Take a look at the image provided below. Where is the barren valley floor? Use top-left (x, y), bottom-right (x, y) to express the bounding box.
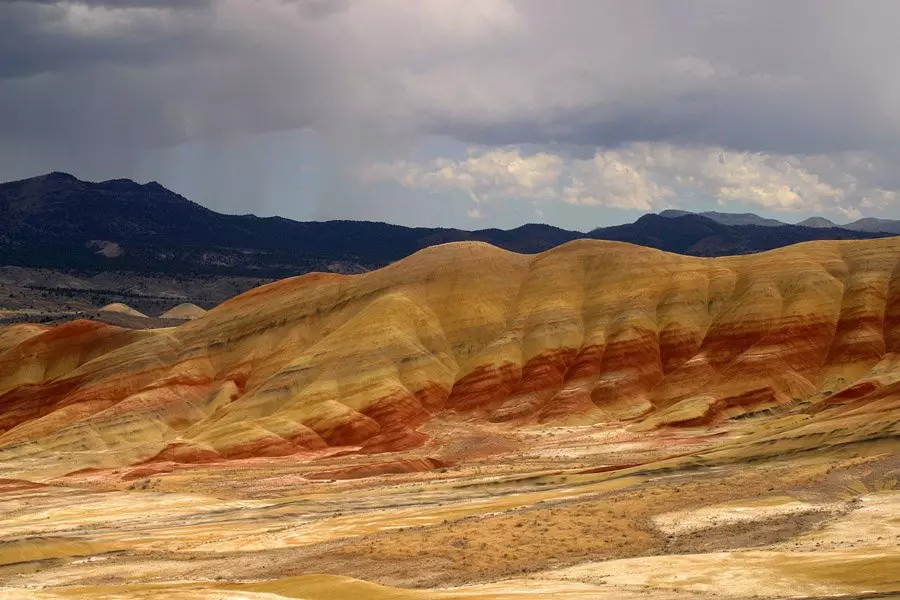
top-left (1, 419), bottom-right (898, 599)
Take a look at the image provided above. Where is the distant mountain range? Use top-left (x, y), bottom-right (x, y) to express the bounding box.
top-left (657, 209), bottom-right (788, 227)
top-left (842, 217), bottom-right (900, 234)
top-left (0, 172), bottom-right (895, 277)
top-left (659, 208), bottom-right (900, 234)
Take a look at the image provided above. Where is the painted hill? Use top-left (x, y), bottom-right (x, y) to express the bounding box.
top-left (160, 303), bottom-right (207, 320)
top-left (2, 238), bottom-right (899, 472)
top-left (99, 302), bottom-right (147, 318)
top-left (0, 173), bottom-right (888, 279)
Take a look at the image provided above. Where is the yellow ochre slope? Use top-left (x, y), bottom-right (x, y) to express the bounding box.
top-left (2, 238), bottom-right (900, 469)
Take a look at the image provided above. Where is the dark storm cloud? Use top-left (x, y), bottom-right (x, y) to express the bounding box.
top-left (458, 87), bottom-right (892, 157)
top-left (0, 0), bottom-right (230, 81)
top-left (405, 0), bottom-right (900, 156)
top-left (0, 0), bottom-right (331, 147)
top-left (286, 0), bottom-right (353, 19)
top-left (1, 0), bottom-right (900, 163)
top-left (0, 0), bottom-right (210, 7)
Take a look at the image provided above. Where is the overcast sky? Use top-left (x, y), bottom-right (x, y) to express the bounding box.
top-left (2, 0), bottom-right (900, 230)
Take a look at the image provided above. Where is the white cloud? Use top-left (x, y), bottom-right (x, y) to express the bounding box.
top-left (363, 143), bottom-right (900, 221)
top-left (362, 148), bottom-right (566, 216)
top-left (613, 144), bottom-right (850, 213)
top-left (563, 150), bottom-right (675, 210)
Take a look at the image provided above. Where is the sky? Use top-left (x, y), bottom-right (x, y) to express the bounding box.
top-left (2, 0), bottom-right (900, 231)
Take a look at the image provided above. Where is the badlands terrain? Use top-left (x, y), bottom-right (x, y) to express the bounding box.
top-left (0, 265), bottom-right (267, 326)
top-left (1, 238), bottom-right (899, 599)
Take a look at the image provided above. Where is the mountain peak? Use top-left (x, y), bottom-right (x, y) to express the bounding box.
top-left (658, 209), bottom-right (786, 228)
top-left (3, 171), bottom-right (85, 192)
top-left (101, 177), bottom-right (142, 188)
top-left (658, 209), bottom-right (692, 218)
top-left (44, 171), bottom-right (78, 181)
top-left (844, 217), bottom-right (900, 234)
top-left (797, 216), bottom-right (840, 229)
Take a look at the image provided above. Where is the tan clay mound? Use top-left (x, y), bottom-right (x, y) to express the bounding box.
top-left (160, 303), bottom-right (207, 320)
top-left (99, 302), bottom-right (147, 318)
top-left (0, 323), bottom-right (48, 354)
top-left (1, 239), bottom-right (900, 469)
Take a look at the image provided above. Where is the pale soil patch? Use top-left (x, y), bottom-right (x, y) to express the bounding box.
top-left (778, 491), bottom-right (900, 551)
top-left (652, 495), bottom-right (839, 535)
top-left (544, 493), bottom-right (900, 598)
top-left (544, 548), bottom-right (900, 598)
top-left (0, 486), bottom-right (268, 542)
top-left (0, 575), bottom-right (680, 600)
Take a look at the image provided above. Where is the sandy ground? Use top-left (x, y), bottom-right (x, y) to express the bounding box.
top-left (1, 419), bottom-right (898, 599)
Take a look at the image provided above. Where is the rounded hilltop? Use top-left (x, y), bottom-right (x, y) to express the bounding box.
top-left (160, 303), bottom-right (207, 320)
top-left (98, 302), bottom-right (147, 318)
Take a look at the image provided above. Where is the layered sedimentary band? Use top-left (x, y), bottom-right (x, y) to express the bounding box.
top-left (3, 238), bottom-right (900, 467)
